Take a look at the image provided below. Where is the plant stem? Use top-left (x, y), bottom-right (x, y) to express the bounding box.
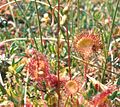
top-left (73, 55), bottom-right (120, 76)
top-left (14, 0), bottom-right (39, 50)
top-left (102, 0), bottom-right (119, 83)
top-left (101, 62), bottom-right (107, 83)
top-left (71, 0), bottom-right (74, 35)
top-left (0, 0), bottom-right (62, 17)
top-left (33, 36), bottom-right (39, 50)
top-left (57, 0), bottom-right (60, 107)
top-left (7, 0), bottom-right (18, 37)
top-left (77, 0), bottom-right (80, 30)
top-left (108, 0), bottom-right (120, 48)
top-left (84, 62), bottom-right (88, 81)
top-left (66, 24), bottom-right (72, 80)
top-left (35, 0), bottom-right (43, 52)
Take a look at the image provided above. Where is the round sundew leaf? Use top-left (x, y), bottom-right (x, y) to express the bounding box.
top-left (77, 38), bottom-right (93, 48)
top-left (73, 31), bottom-right (100, 59)
top-left (65, 80), bottom-right (78, 95)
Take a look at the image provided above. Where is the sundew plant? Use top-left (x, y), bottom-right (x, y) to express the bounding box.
top-left (0, 0), bottom-right (120, 107)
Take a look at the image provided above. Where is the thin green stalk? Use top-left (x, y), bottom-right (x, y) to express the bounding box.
top-left (47, 0), bottom-right (58, 23)
top-left (14, 0), bottom-right (30, 34)
top-left (33, 36), bottom-right (39, 50)
top-left (35, 0), bottom-right (43, 52)
top-left (108, 0), bottom-right (120, 48)
top-left (77, 0), bottom-right (80, 30)
top-left (14, 0), bottom-right (39, 50)
top-left (71, 1), bottom-right (74, 36)
top-left (101, 61), bottom-right (107, 83)
top-left (47, 0), bottom-right (53, 11)
top-left (101, 0), bottom-right (119, 83)
top-left (7, 0), bottom-right (18, 37)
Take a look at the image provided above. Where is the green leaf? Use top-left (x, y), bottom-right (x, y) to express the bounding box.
top-left (80, 104), bottom-right (84, 107)
top-left (0, 84), bottom-right (7, 95)
top-left (12, 58), bottom-right (15, 66)
top-left (90, 82), bottom-right (97, 94)
top-left (49, 88), bottom-right (56, 93)
top-left (86, 89), bottom-right (94, 100)
top-left (15, 57), bottom-right (23, 64)
top-left (108, 91), bottom-right (118, 100)
top-left (117, 77), bottom-right (120, 85)
top-left (49, 44), bottom-right (55, 53)
top-left (93, 11), bottom-right (101, 21)
top-left (8, 92), bottom-right (19, 105)
top-left (9, 42), bottom-right (18, 54)
top-left (18, 53), bottom-right (26, 56)
top-left (16, 64), bottom-right (25, 73)
top-left (117, 91), bottom-right (120, 97)
top-left (10, 47), bottom-right (18, 54)
top-left (44, 94), bottom-right (49, 100)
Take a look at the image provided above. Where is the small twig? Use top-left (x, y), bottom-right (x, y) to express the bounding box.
top-left (0, 0), bottom-right (20, 9)
top-left (0, 37), bottom-right (70, 44)
top-left (72, 55), bottom-right (120, 76)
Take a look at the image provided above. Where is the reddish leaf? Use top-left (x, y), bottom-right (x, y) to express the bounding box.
top-left (90, 87), bottom-right (117, 107)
